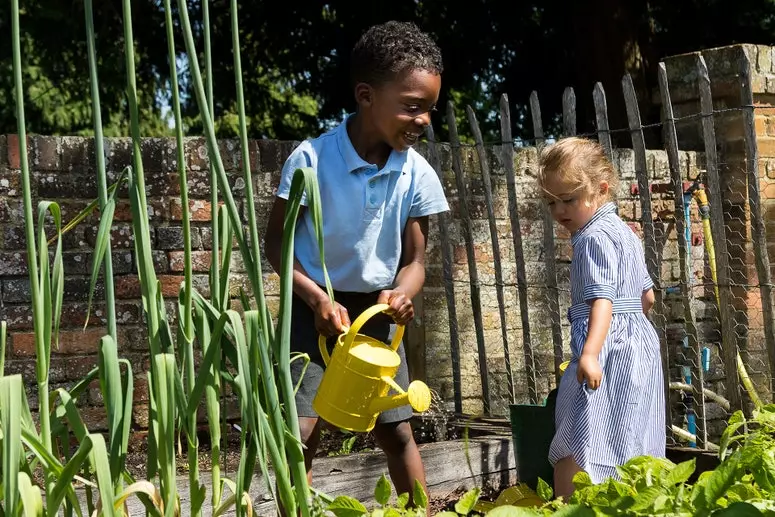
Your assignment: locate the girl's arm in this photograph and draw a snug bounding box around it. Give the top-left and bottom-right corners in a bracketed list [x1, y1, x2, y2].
[578, 298, 613, 390]
[641, 288, 655, 314]
[582, 299, 613, 358]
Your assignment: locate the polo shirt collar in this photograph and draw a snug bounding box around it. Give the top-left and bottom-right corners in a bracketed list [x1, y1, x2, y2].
[337, 114, 406, 174]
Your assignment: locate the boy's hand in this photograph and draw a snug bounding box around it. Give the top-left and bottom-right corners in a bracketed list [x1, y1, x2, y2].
[313, 297, 351, 337]
[577, 353, 602, 390]
[377, 289, 414, 325]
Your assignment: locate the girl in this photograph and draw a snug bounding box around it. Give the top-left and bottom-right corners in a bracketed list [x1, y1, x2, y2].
[538, 137, 665, 498]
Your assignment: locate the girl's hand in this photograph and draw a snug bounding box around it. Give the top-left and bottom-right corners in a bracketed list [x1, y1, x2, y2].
[577, 354, 602, 390]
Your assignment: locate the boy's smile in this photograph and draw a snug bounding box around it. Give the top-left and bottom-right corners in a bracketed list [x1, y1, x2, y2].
[352, 69, 441, 161]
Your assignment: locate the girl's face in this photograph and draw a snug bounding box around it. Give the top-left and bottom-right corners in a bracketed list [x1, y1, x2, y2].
[542, 175, 608, 233]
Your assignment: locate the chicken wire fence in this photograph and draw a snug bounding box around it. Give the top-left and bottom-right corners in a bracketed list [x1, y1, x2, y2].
[422, 52, 775, 450]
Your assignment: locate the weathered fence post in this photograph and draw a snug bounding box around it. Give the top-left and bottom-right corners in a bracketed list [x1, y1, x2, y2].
[447, 101, 492, 414]
[593, 82, 614, 162]
[426, 123, 463, 413]
[696, 56, 743, 413]
[739, 50, 775, 400]
[466, 106, 516, 405]
[529, 91, 564, 385]
[658, 63, 702, 447]
[499, 94, 539, 402]
[622, 73, 672, 438]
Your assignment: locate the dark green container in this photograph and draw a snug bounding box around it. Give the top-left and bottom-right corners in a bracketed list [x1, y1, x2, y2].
[509, 389, 557, 490]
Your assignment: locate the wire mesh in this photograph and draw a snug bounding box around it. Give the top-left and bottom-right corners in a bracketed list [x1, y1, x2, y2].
[421, 97, 775, 453]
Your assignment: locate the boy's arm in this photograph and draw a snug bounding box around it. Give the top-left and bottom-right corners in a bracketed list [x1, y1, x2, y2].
[377, 216, 429, 324]
[265, 197, 350, 335]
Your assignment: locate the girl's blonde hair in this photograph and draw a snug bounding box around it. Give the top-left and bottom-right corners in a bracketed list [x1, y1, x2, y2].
[537, 137, 619, 201]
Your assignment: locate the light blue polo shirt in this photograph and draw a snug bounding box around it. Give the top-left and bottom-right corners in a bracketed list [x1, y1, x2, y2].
[275, 116, 449, 293]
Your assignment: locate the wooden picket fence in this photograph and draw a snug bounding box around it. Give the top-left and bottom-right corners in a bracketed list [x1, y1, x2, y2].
[429, 50, 775, 449]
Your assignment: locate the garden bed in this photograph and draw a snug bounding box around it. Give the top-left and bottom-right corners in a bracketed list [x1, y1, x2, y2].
[103, 435, 516, 516]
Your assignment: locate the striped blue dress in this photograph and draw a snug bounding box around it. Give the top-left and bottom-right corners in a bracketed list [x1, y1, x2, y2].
[548, 202, 666, 483]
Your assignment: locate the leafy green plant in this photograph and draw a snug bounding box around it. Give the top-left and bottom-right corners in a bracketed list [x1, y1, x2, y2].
[327, 475, 430, 517]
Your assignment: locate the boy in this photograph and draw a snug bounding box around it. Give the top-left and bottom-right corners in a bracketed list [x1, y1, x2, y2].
[264, 20, 447, 507]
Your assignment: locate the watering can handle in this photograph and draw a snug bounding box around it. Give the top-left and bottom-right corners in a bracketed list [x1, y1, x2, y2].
[343, 304, 404, 353]
[317, 304, 405, 367]
[318, 335, 331, 366]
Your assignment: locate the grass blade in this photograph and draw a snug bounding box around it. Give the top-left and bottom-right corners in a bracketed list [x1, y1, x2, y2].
[218, 204, 233, 309]
[48, 435, 94, 514]
[163, 0, 194, 345]
[275, 167, 333, 511]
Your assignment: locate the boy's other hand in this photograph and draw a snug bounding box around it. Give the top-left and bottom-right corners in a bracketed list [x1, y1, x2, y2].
[313, 297, 351, 337]
[377, 289, 414, 325]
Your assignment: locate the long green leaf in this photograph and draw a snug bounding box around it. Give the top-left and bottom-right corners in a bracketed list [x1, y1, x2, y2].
[1, 375, 23, 516]
[88, 434, 117, 517]
[36, 201, 63, 354]
[18, 472, 44, 517]
[276, 167, 333, 511]
[84, 0, 118, 342]
[0, 321, 7, 376]
[152, 354, 179, 517]
[230, 0, 273, 346]
[85, 197, 116, 329]
[11, 4, 54, 501]
[47, 436, 94, 514]
[218, 204, 233, 309]
[98, 335, 129, 483]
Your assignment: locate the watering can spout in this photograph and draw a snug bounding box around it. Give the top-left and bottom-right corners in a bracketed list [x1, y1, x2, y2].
[370, 377, 432, 414]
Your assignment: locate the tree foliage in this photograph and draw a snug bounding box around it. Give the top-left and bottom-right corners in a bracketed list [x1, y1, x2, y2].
[3, 0, 775, 142]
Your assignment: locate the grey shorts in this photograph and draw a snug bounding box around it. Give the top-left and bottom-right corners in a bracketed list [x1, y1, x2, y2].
[289, 290, 412, 425]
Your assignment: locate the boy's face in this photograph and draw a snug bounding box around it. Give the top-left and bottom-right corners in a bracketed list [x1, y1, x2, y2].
[358, 69, 441, 152]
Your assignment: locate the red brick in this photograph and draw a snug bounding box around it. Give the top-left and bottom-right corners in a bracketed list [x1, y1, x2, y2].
[170, 199, 217, 221]
[133, 373, 149, 403]
[6, 134, 27, 170]
[11, 327, 105, 356]
[757, 137, 775, 158]
[114, 275, 141, 299]
[755, 115, 768, 136]
[133, 403, 149, 428]
[168, 250, 212, 273]
[11, 332, 36, 356]
[58, 328, 107, 354]
[112, 199, 168, 223]
[158, 275, 185, 297]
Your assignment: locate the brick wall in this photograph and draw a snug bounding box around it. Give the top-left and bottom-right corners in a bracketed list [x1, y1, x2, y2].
[0, 132, 713, 432]
[419, 143, 716, 423]
[2, 45, 774, 438]
[661, 43, 775, 419]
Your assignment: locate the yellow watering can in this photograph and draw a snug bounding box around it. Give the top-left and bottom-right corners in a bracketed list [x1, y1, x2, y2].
[312, 304, 432, 432]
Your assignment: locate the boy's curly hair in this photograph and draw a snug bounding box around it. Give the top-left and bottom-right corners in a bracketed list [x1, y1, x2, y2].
[351, 21, 443, 87]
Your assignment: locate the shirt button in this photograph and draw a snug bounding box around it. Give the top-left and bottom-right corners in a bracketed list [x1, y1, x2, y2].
[370, 195, 377, 204]
[369, 181, 376, 189]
